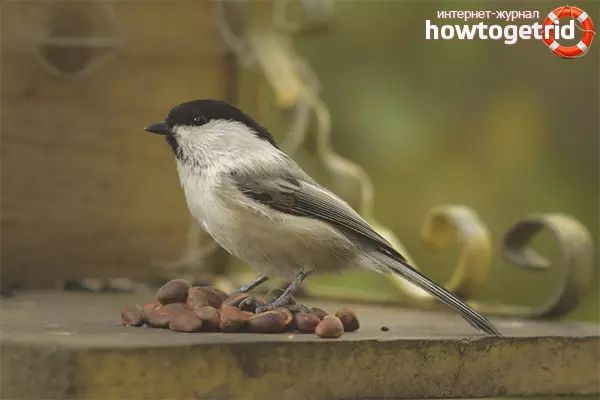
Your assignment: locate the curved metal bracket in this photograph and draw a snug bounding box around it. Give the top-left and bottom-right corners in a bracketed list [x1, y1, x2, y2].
[417, 205, 492, 300]
[493, 213, 595, 318]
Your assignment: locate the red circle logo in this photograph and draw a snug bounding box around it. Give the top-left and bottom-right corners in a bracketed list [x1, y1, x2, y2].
[542, 6, 595, 58]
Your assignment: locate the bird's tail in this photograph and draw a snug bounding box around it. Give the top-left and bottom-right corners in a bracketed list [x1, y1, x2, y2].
[373, 252, 501, 336]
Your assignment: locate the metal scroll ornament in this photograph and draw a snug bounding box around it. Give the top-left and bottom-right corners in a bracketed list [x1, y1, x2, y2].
[494, 214, 595, 318]
[158, 0, 596, 320]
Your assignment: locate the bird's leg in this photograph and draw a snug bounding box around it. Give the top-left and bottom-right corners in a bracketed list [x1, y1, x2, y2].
[232, 275, 271, 312]
[230, 275, 269, 295]
[256, 270, 311, 313]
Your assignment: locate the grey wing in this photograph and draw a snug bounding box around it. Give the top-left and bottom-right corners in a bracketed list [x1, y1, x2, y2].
[228, 169, 408, 262]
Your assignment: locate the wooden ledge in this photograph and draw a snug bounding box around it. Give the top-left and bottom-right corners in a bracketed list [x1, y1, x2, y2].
[1, 291, 598, 399]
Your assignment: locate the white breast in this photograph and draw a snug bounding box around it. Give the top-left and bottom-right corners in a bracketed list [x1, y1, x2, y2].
[176, 161, 218, 231]
[172, 119, 285, 230]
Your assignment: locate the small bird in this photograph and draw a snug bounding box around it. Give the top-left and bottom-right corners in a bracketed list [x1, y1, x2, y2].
[145, 99, 501, 336]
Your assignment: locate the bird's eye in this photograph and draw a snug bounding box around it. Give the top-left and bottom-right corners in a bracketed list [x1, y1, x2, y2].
[192, 116, 207, 125]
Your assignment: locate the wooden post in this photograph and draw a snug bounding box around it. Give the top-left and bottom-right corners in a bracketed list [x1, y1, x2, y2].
[1, 1, 227, 285]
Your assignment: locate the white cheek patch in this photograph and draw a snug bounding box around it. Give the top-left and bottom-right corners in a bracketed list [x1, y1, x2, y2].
[173, 125, 196, 139]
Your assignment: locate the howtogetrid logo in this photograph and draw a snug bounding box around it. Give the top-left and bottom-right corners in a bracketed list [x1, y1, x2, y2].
[426, 5, 596, 59]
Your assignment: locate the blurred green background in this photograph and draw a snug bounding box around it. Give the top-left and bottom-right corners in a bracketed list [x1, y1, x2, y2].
[277, 0, 598, 321]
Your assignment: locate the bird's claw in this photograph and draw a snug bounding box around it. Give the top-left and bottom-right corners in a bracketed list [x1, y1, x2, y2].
[285, 304, 314, 314]
[254, 304, 273, 314]
[237, 288, 302, 314]
[255, 302, 313, 315]
[238, 295, 266, 313]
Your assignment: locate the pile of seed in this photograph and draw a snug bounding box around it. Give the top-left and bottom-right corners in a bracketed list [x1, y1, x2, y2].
[120, 278, 359, 338]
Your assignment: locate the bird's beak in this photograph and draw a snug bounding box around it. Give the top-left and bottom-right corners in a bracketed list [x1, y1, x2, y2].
[144, 121, 171, 135]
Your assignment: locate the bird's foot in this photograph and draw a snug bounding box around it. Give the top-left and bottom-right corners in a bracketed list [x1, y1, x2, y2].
[238, 287, 308, 314]
[254, 288, 311, 314]
[238, 295, 267, 313]
[256, 303, 314, 314]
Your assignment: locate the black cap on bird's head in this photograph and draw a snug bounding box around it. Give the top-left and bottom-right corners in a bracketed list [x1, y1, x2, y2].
[144, 99, 277, 147]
